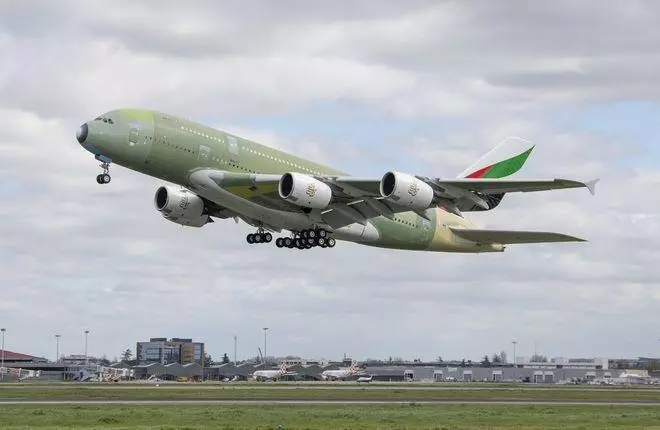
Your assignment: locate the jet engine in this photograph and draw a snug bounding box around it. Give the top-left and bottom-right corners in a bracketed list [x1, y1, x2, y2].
[154, 186, 212, 227]
[379, 171, 434, 211]
[278, 172, 332, 209]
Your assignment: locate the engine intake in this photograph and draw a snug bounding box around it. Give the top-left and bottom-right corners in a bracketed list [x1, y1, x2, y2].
[278, 172, 332, 209]
[154, 186, 211, 227]
[379, 171, 434, 211]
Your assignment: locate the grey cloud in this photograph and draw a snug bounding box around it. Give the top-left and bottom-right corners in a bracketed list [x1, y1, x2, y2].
[1, 1, 659, 362]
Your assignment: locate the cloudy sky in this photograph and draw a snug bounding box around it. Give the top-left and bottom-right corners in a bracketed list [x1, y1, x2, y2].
[1, 0, 659, 364]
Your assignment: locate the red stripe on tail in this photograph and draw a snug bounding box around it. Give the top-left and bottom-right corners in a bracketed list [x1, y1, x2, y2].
[465, 165, 492, 178]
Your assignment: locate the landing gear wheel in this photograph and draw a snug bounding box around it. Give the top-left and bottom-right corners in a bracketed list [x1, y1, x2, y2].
[317, 229, 328, 238]
[317, 237, 326, 247]
[247, 234, 254, 244]
[308, 229, 316, 238]
[96, 161, 112, 185]
[254, 233, 262, 243]
[284, 238, 293, 248]
[275, 238, 283, 248]
[327, 238, 336, 248]
[264, 233, 273, 243]
[307, 237, 316, 246]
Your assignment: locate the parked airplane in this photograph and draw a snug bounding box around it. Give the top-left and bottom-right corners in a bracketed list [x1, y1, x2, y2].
[75, 109, 598, 252]
[321, 361, 359, 381]
[252, 362, 290, 382]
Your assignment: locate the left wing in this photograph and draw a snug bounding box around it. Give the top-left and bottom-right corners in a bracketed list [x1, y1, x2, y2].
[189, 169, 597, 230]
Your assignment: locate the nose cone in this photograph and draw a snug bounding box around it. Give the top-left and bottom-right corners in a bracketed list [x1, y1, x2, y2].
[76, 123, 88, 144]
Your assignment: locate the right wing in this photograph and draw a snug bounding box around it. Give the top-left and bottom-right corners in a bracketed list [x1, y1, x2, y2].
[450, 228, 586, 244]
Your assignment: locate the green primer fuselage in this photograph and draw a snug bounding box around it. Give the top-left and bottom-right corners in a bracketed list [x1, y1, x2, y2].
[79, 109, 496, 252]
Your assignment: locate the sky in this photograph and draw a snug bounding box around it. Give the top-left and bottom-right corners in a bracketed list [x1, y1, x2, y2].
[1, 0, 659, 364]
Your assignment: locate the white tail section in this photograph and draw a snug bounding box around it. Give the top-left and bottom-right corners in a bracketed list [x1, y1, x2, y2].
[457, 136, 535, 179]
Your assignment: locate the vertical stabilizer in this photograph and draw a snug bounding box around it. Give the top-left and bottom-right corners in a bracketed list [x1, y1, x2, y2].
[458, 137, 535, 179]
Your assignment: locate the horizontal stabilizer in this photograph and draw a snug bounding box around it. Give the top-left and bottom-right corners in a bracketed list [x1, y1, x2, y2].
[450, 228, 586, 245]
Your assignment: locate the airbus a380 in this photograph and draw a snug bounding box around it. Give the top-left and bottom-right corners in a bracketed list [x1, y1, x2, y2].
[75, 109, 598, 252]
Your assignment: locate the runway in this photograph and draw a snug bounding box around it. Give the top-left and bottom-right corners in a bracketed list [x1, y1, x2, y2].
[1, 384, 657, 392]
[2, 399, 660, 406]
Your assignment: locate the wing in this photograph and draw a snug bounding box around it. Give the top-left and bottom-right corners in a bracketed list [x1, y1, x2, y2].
[450, 228, 586, 244]
[188, 169, 597, 230]
[319, 176, 598, 226]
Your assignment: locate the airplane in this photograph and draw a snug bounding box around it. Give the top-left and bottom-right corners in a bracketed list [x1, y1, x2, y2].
[252, 362, 290, 382]
[321, 361, 359, 381]
[356, 375, 373, 383]
[75, 108, 598, 252]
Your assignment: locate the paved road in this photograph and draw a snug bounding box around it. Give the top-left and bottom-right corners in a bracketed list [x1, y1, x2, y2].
[1, 399, 660, 406]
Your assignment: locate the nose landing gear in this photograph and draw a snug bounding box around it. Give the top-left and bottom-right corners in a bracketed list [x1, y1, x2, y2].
[95, 162, 111, 184]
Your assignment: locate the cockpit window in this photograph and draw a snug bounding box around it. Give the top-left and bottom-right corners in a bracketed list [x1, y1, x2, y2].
[95, 116, 114, 124]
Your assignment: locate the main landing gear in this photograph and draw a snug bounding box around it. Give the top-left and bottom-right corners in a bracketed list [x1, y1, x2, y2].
[95, 162, 111, 184]
[246, 229, 273, 244]
[275, 228, 336, 250]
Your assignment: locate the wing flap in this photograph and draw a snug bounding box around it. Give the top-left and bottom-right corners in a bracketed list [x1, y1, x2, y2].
[450, 228, 586, 244]
[431, 178, 595, 195]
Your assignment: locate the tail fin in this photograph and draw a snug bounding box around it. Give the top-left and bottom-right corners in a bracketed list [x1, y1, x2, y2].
[279, 362, 288, 373]
[349, 361, 358, 374]
[458, 137, 535, 179]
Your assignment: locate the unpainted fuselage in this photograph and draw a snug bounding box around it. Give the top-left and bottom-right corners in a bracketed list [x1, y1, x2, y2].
[77, 108, 503, 252]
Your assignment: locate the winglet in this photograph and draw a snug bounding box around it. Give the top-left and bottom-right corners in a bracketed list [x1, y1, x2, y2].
[585, 179, 599, 196]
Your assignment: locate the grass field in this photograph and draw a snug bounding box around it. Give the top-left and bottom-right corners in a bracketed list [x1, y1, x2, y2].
[2, 384, 660, 402]
[3, 383, 660, 429]
[3, 404, 660, 429]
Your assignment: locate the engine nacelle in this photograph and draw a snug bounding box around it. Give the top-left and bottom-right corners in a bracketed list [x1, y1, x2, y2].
[278, 172, 332, 209]
[154, 186, 211, 227]
[379, 171, 434, 211]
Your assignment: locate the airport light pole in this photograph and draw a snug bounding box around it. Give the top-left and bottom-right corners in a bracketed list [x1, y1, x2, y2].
[1, 328, 5, 381]
[263, 328, 269, 366]
[511, 340, 518, 382]
[55, 334, 61, 363]
[233, 335, 237, 365]
[84, 330, 89, 365]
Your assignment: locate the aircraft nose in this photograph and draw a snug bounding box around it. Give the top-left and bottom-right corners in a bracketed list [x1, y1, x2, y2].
[76, 123, 88, 144]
